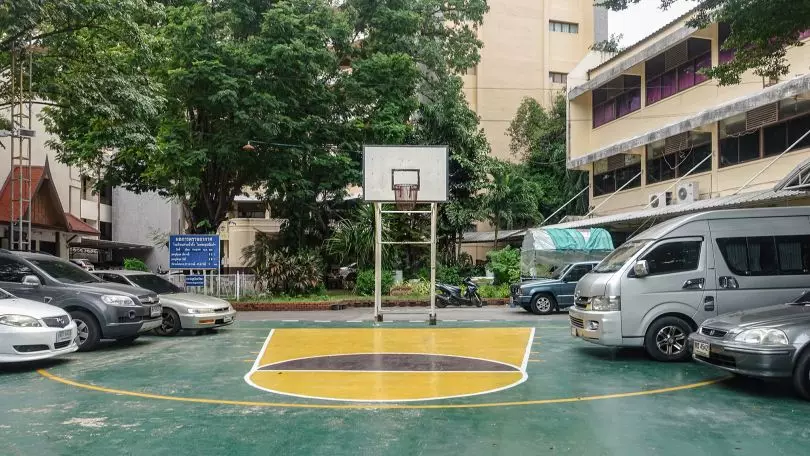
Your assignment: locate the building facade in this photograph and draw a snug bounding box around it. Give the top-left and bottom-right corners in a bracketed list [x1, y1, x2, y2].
[463, 0, 607, 160]
[557, 12, 810, 238]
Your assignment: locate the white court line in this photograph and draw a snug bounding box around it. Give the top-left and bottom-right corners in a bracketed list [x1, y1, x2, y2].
[251, 329, 275, 371]
[520, 327, 536, 372]
[346, 320, 363, 323]
[409, 320, 423, 323]
[281, 320, 299, 322]
[443, 320, 458, 322]
[314, 320, 331, 323]
[472, 320, 490, 322]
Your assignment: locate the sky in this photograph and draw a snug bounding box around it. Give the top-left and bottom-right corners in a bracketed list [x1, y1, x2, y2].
[609, 1, 696, 47]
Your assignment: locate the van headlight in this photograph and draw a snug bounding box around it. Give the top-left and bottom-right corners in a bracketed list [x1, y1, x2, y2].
[591, 296, 620, 311]
[734, 329, 789, 345]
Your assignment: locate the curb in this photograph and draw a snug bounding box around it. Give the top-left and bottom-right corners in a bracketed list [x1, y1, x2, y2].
[231, 298, 509, 312]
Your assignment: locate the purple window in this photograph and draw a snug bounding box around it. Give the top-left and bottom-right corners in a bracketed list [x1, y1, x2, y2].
[694, 54, 711, 84]
[678, 62, 695, 91]
[660, 71, 676, 99]
[719, 49, 735, 64]
[647, 77, 661, 105]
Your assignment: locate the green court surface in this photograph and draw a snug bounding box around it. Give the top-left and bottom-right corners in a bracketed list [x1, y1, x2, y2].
[2, 320, 809, 456]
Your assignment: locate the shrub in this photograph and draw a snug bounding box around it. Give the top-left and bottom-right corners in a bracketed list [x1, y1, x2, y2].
[355, 269, 394, 296]
[487, 246, 520, 285]
[245, 246, 324, 296]
[123, 258, 149, 272]
[478, 284, 510, 299]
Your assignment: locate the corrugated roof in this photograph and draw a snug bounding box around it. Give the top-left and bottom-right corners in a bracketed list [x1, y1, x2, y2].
[461, 229, 525, 244]
[542, 189, 808, 230]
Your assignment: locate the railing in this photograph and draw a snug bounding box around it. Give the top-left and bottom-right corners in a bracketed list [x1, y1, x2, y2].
[167, 273, 260, 300]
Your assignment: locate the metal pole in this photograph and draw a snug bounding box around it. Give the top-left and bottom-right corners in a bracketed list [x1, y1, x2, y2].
[733, 127, 810, 195]
[538, 185, 590, 227]
[236, 270, 240, 301]
[584, 171, 642, 218]
[429, 203, 437, 325]
[374, 203, 382, 322]
[8, 51, 14, 250]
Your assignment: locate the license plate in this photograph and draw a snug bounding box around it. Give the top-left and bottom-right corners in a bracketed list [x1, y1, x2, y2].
[571, 326, 577, 337]
[55, 329, 72, 343]
[150, 305, 161, 317]
[693, 341, 710, 358]
[223, 316, 233, 323]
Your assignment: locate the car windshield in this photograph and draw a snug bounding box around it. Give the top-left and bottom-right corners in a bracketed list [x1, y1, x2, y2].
[551, 264, 572, 279]
[28, 258, 101, 284]
[593, 240, 650, 273]
[127, 274, 183, 294]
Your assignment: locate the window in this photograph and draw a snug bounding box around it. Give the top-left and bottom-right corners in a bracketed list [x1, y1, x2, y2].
[719, 23, 735, 64]
[564, 264, 593, 282]
[645, 38, 711, 105]
[720, 102, 810, 168]
[593, 154, 642, 196]
[646, 132, 712, 184]
[98, 273, 130, 285]
[715, 236, 809, 276]
[27, 258, 100, 284]
[0, 258, 36, 283]
[549, 21, 578, 34]
[550, 72, 567, 84]
[127, 274, 183, 294]
[100, 221, 112, 240]
[642, 240, 701, 275]
[593, 75, 641, 128]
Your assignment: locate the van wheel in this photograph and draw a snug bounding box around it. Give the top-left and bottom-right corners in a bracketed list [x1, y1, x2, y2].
[644, 316, 692, 362]
[71, 310, 101, 352]
[793, 350, 810, 400]
[530, 293, 556, 315]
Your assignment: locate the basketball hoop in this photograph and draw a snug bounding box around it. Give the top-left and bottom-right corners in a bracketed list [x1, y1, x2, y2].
[393, 184, 419, 210]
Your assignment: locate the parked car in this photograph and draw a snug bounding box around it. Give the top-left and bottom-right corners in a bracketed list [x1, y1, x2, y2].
[689, 292, 810, 399]
[510, 262, 599, 315]
[94, 270, 236, 336]
[570, 206, 810, 362]
[0, 287, 78, 362]
[0, 250, 162, 351]
[69, 258, 94, 271]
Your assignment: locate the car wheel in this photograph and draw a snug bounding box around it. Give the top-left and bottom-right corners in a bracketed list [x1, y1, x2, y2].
[644, 316, 692, 362]
[529, 293, 555, 315]
[792, 349, 810, 400]
[71, 310, 101, 352]
[154, 308, 182, 337]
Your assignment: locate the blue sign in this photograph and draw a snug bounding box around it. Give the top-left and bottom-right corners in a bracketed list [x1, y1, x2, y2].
[169, 235, 220, 269]
[185, 275, 205, 287]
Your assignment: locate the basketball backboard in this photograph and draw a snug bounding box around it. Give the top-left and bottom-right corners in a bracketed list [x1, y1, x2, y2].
[362, 145, 449, 203]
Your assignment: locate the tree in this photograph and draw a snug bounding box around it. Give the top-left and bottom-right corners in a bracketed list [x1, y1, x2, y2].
[508, 94, 588, 223]
[598, 0, 810, 85]
[483, 160, 543, 247]
[590, 33, 625, 53]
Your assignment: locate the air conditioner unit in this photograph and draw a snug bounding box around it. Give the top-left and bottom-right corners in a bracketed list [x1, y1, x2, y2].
[649, 192, 672, 209]
[676, 181, 700, 204]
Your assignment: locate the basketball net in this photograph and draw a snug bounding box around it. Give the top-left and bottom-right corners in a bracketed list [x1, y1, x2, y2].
[393, 184, 419, 210]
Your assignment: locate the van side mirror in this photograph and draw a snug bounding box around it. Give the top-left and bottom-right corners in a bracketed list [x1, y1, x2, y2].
[22, 275, 41, 287]
[633, 260, 650, 278]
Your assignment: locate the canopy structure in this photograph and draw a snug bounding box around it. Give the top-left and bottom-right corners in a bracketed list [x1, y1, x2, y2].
[521, 228, 614, 276]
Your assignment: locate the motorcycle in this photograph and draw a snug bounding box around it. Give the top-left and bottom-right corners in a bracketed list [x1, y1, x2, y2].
[435, 278, 483, 308]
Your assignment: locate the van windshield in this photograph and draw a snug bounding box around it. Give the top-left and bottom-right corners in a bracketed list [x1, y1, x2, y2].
[593, 240, 649, 273]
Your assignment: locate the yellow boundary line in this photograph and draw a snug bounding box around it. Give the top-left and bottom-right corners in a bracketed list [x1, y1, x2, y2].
[37, 369, 728, 410]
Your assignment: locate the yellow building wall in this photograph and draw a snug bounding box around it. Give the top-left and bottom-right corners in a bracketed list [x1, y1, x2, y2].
[468, 0, 600, 161]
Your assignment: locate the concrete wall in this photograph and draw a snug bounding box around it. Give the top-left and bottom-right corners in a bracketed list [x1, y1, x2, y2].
[112, 189, 180, 270]
[220, 218, 283, 270]
[466, 0, 601, 160]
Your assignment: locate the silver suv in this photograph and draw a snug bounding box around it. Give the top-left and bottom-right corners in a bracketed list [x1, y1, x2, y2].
[0, 250, 162, 351]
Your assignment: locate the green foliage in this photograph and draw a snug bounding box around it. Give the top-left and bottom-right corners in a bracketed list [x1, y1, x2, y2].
[242, 235, 323, 295]
[355, 270, 394, 296]
[508, 94, 588, 222]
[597, 0, 810, 85]
[487, 246, 521, 286]
[483, 160, 544, 246]
[437, 265, 462, 286]
[478, 284, 510, 299]
[590, 33, 624, 53]
[123, 258, 149, 272]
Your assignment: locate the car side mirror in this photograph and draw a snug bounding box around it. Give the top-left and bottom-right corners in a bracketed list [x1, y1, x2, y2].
[633, 260, 649, 278]
[22, 275, 41, 287]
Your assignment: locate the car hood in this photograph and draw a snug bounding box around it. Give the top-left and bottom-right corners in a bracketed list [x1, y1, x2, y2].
[158, 293, 229, 309]
[574, 272, 613, 298]
[72, 282, 157, 300]
[520, 278, 561, 288]
[704, 304, 810, 331]
[0, 297, 70, 318]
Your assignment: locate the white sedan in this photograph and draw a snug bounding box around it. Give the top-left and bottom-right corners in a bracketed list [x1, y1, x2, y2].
[95, 270, 236, 336]
[0, 289, 78, 363]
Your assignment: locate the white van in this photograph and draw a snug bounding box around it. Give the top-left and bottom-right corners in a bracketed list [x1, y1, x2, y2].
[570, 207, 810, 361]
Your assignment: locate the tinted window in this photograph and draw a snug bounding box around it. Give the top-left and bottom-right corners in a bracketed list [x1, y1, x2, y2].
[594, 240, 649, 273]
[564, 264, 593, 282]
[642, 241, 701, 275]
[0, 258, 36, 283]
[28, 258, 100, 284]
[99, 273, 131, 285]
[127, 274, 183, 294]
[719, 236, 810, 276]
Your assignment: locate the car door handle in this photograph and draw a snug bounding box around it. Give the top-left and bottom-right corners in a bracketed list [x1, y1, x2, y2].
[703, 296, 715, 312]
[683, 278, 705, 290]
[719, 276, 739, 289]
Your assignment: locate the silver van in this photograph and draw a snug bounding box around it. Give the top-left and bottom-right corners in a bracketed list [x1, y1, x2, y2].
[569, 207, 810, 361]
